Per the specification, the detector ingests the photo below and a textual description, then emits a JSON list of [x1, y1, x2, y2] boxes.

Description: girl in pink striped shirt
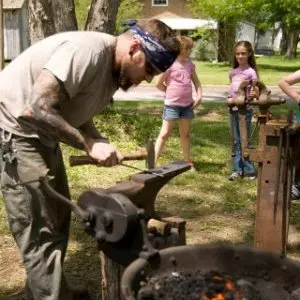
[[154, 36, 202, 169]]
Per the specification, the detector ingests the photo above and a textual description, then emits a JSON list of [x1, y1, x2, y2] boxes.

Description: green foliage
[[188, 0, 300, 33], [273, 0, 300, 29], [74, 0, 91, 30], [246, 0, 300, 36], [188, 0, 249, 22], [191, 28, 217, 61], [290, 202, 300, 230], [116, 0, 143, 33]]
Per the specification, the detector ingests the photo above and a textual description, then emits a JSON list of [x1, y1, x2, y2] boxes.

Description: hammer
[[69, 138, 159, 175]]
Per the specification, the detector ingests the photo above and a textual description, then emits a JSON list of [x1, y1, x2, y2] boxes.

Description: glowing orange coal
[[201, 274, 242, 300]]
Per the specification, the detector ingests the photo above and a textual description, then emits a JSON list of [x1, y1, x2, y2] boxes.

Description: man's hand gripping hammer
[[68, 139, 162, 177]]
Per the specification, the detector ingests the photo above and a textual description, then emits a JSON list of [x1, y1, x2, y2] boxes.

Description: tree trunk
[[271, 25, 281, 47], [28, 0, 78, 44], [28, 0, 56, 43], [285, 29, 299, 58], [85, 0, 120, 34], [100, 252, 123, 300], [51, 0, 78, 32], [280, 23, 288, 56], [217, 21, 236, 62]]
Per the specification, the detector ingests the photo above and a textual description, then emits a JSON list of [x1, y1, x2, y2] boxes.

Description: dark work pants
[[0, 130, 72, 300]]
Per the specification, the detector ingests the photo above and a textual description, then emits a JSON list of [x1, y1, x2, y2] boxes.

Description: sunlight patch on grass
[[0, 235, 25, 293], [186, 213, 254, 245], [0, 202, 10, 235], [199, 111, 223, 121], [66, 160, 146, 199]]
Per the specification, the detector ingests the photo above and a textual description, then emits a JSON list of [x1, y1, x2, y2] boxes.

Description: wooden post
[[101, 252, 123, 300], [0, 0, 4, 70], [248, 120, 291, 255], [160, 216, 187, 245]]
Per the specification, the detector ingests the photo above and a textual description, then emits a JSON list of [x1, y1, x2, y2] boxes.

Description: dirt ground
[[2, 218, 300, 300], [0, 225, 103, 300], [0, 208, 254, 299]]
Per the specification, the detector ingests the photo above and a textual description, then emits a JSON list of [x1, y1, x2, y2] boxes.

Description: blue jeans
[[230, 110, 255, 175]]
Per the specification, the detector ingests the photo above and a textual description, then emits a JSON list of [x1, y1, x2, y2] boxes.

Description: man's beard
[[118, 64, 135, 91]]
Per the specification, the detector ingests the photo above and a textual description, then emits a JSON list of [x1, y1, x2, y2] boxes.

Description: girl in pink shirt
[[155, 36, 202, 169], [228, 40, 258, 181]]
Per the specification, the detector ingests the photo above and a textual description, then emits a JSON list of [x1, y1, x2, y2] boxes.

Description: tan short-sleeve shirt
[[0, 31, 118, 142]]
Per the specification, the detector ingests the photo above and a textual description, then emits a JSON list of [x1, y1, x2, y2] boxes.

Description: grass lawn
[[193, 55, 300, 86], [147, 55, 300, 87], [1, 100, 300, 298], [195, 57, 300, 86]]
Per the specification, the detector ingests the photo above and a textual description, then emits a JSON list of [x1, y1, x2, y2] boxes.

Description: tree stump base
[[100, 216, 187, 300]]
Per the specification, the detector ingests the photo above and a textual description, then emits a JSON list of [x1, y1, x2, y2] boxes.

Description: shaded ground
[[2, 214, 300, 300], [0, 225, 102, 300]]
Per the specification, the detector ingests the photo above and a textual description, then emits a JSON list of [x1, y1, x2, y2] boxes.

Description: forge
[[122, 244, 300, 300]]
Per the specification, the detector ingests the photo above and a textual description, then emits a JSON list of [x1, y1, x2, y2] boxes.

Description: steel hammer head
[[146, 138, 155, 169]]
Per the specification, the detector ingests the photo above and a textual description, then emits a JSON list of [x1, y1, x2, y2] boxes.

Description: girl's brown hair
[[177, 35, 194, 54], [233, 40, 259, 78]]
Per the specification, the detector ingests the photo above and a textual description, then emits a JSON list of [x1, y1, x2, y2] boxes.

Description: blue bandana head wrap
[[130, 25, 177, 72]]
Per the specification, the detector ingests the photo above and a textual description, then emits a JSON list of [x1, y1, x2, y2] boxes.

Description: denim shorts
[[163, 105, 194, 120]]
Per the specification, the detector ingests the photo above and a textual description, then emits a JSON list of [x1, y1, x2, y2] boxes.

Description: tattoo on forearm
[[20, 70, 88, 151], [79, 119, 103, 139]]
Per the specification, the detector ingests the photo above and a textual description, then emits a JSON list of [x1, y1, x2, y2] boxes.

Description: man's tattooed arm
[[79, 119, 109, 143], [19, 69, 91, 152]]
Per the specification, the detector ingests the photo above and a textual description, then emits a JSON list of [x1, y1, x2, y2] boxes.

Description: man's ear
[[129, 38, 142, 56]]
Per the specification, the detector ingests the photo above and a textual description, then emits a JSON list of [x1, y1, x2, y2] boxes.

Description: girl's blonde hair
[[177, 35, 194, 54], [233, 40, 259, 78]]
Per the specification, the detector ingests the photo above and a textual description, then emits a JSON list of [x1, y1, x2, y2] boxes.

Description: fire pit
[[121, 244, 300, 300]]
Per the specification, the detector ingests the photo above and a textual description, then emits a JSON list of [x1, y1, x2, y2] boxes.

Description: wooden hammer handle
[[69, 148, 147, 167]]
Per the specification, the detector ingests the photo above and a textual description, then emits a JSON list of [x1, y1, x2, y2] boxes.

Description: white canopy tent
[[159, 18, 217, 31]]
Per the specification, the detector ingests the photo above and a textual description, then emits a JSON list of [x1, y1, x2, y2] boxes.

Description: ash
[[137, 270, 263, 300]]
